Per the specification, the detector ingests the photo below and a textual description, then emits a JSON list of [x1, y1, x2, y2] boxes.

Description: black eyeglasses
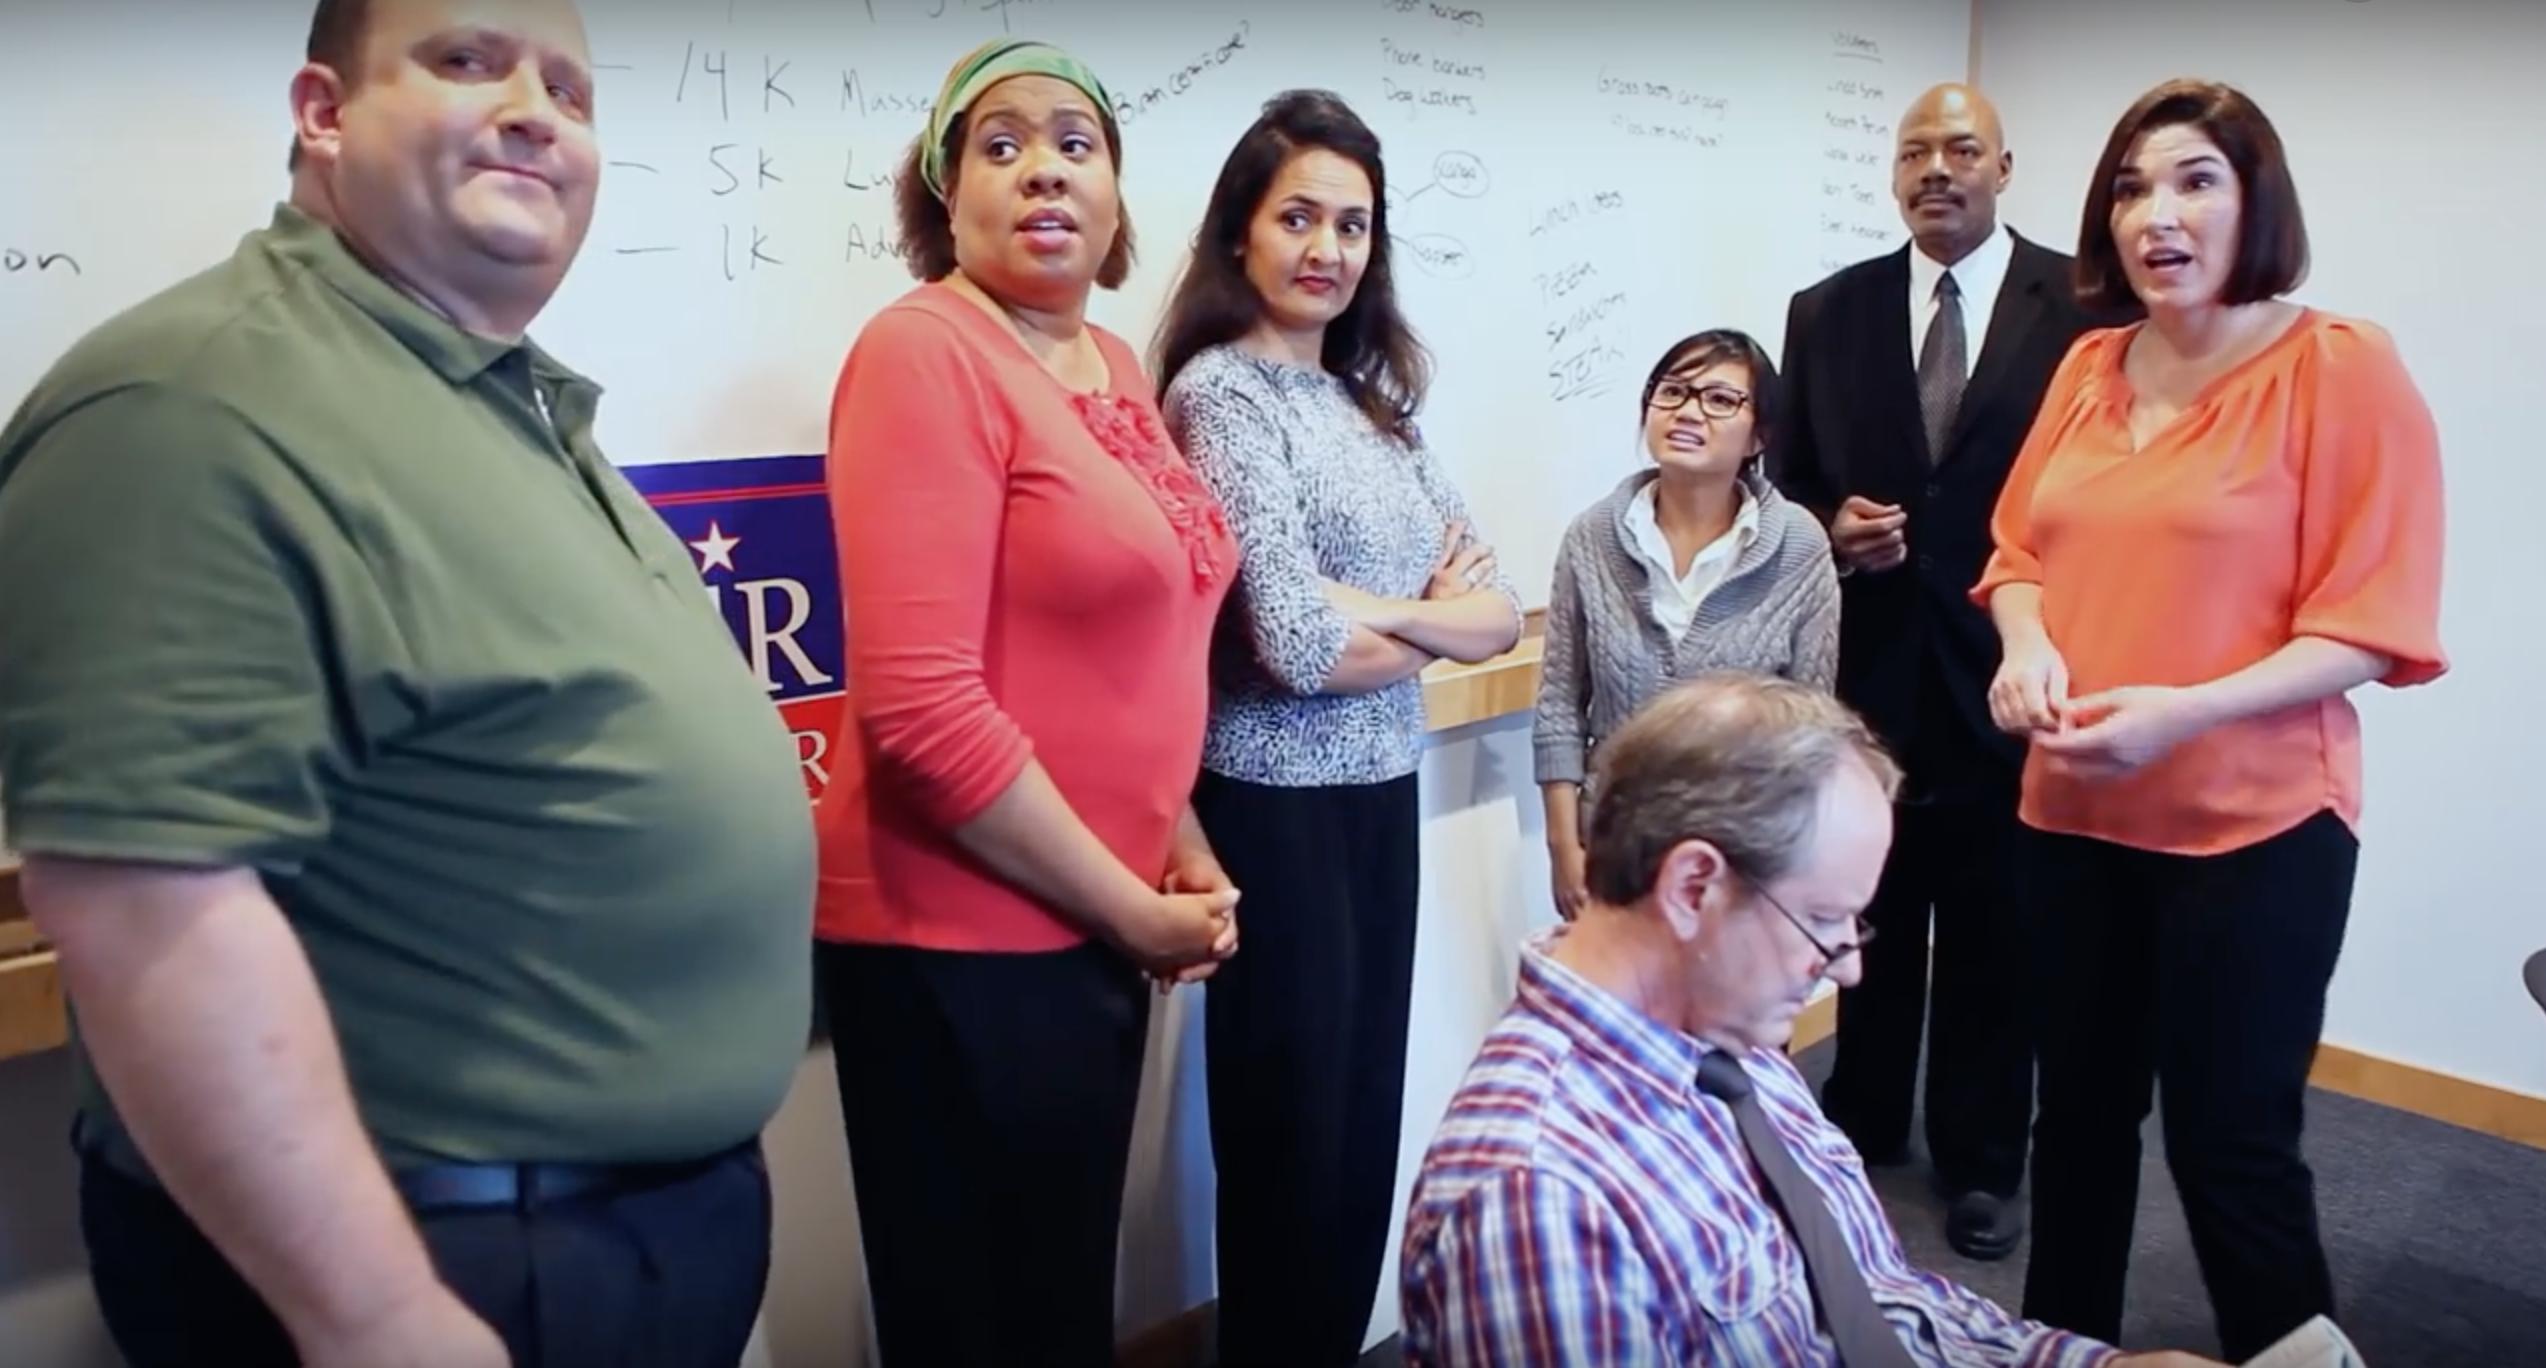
[[1646, 380, 1752, 420], [1747, 875, 1875, 966]]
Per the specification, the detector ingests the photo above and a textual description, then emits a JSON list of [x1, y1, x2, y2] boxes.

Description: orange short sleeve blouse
[[1974, 310, 2447, 855]]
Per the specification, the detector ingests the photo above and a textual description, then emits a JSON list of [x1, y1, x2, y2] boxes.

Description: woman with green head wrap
[[897, 36, 1138, 315], [814, 37, 1239, 1368]]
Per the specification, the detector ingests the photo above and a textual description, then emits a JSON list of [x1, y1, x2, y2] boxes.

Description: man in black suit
[[1774, 84, 2118, 1262]]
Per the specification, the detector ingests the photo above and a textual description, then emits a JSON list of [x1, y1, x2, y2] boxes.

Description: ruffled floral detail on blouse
[[1072, 390, 1231, 591]]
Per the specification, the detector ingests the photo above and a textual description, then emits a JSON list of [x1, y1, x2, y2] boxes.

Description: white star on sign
[[688, 520, 742, 574]]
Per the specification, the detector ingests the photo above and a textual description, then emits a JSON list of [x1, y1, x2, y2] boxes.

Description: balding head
[[1582, 674, 1900, 905], [1894, 83, 2013, 264], [1904, 84, 2006, 150], [1573, 674, 1901, 1054]]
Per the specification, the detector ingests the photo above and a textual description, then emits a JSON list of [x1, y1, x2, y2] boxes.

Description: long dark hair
[[1152, 90, 1431, 444]]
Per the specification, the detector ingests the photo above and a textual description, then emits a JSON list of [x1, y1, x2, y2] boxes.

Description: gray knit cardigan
[[1531, 468, 1840, 786]]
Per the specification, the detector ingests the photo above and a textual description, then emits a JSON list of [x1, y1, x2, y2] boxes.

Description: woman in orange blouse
[[1975, 80, 2444, 1360]]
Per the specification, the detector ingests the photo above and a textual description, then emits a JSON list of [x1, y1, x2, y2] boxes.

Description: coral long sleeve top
[[816, 284, 1235, 950], [1974, 310, 2447, 856]]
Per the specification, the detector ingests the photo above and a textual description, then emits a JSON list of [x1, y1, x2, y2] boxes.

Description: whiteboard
[[2, 0, 1966, 600]]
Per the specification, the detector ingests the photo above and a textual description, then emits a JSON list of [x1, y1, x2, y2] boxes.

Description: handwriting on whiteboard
[[1817, 26, 1899, 271], [1375, 0, 1487, 122], [593, 9, 1257, 281], [1533, 259, 1625, 403], [1382, 0, 1487, 28], [1113, 23, 1254, 127], [3, 246, 82, 278]]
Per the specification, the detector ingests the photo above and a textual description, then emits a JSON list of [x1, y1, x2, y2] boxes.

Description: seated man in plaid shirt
[[1399, 675, 2219, 1368]]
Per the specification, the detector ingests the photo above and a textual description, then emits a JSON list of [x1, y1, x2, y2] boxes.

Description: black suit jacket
[[1772, 231, 2121, 790]]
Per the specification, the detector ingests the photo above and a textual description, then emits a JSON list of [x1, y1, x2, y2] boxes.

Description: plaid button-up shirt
[[1400, 931, 2120, 1367]]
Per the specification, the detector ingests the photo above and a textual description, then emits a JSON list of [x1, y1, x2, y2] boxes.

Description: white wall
[[1976, 0, 2546, 1099]]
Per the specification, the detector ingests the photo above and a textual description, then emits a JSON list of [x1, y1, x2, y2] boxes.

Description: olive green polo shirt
[[0, 205, 814, 1168]]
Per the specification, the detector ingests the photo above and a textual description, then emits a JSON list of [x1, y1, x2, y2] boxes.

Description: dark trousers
[[2020, 810, 2355, 1361], [1194, 771, 1421, 1368], [1819, 781, 2035, 1197], [81, 1141, 771, 1368], [820, 937, 1149, 1368]]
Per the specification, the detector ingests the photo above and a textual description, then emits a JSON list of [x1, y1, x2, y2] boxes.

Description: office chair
[[2525, 949, 2546, 1017]]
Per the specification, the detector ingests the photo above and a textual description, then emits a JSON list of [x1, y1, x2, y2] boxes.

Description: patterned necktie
[[1695, 1051, 1918, 1368], [1917, 269, 1966, 466]]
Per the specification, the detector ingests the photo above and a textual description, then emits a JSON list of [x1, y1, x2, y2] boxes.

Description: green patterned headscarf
[[919, 39, 1118, 201]]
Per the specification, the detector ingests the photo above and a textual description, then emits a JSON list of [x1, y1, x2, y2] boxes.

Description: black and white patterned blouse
[[1162, 345, 1521, 787]]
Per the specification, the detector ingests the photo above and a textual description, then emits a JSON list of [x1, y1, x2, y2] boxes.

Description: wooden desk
[[0, 861, 65, 1061], [1420, 630, 1545, 734], [0, 632, 1554, 1063]]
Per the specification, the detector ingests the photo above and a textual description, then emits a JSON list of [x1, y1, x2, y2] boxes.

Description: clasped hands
[[1988, 636, 2214, 779], [1132, 846, 1240, 994]]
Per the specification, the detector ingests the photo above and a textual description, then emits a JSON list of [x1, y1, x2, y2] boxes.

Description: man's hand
[[1830, 495, 1908, 573], [26, 859, 489, 1368], [301, 1287, 510, 1368]]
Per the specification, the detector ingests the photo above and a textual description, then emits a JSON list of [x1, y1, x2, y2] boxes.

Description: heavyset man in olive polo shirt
[[0, 2, 813, 1365]]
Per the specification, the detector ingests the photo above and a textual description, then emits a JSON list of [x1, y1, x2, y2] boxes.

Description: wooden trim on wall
[[0, 864, 61, 1062], [1420, 611, 1546, 735], [0, 951, 65, 1061], [1420, 636, 1544, 734], [1792, 991, 1840, 1053], [2310, 1044, 2546, 1152], [1786, 993, 2546, 1154]]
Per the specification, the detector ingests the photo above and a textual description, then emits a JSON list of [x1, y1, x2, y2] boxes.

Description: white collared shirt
[[1908, 223, 2016, 377], [1624, 482, 1761, 641]]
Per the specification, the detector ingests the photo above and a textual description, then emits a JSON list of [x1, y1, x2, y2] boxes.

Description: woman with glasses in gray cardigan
[[1534, 329, 1841, 918]]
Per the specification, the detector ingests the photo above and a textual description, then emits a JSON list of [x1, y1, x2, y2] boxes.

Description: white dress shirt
[[1624, 482, 1762, 642], [1908, 223, 2016, 377]]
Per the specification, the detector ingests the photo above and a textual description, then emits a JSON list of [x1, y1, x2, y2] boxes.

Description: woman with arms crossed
[[1534, 330, 1839, 918], [1977, 80, 2445, 1361], [1154, 88, 1521, 1368], [818, 39, 1239, 1368]]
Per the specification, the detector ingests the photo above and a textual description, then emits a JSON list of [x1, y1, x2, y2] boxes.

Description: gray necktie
[[1695, 1051, 1917, 1368], [1917, 270, 1966, 466]]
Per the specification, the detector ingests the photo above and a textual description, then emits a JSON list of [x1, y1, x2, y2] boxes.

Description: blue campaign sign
[[624, 454, 845, 799]]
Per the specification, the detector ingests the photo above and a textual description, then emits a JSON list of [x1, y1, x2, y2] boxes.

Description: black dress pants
[[821, 937, 1149, 1368], [1819, 742, 2034, 1199], [82, 1140, 771, 1368], [1194, 770, 1421, 1368], [2020, 810, 2355, 1361]]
